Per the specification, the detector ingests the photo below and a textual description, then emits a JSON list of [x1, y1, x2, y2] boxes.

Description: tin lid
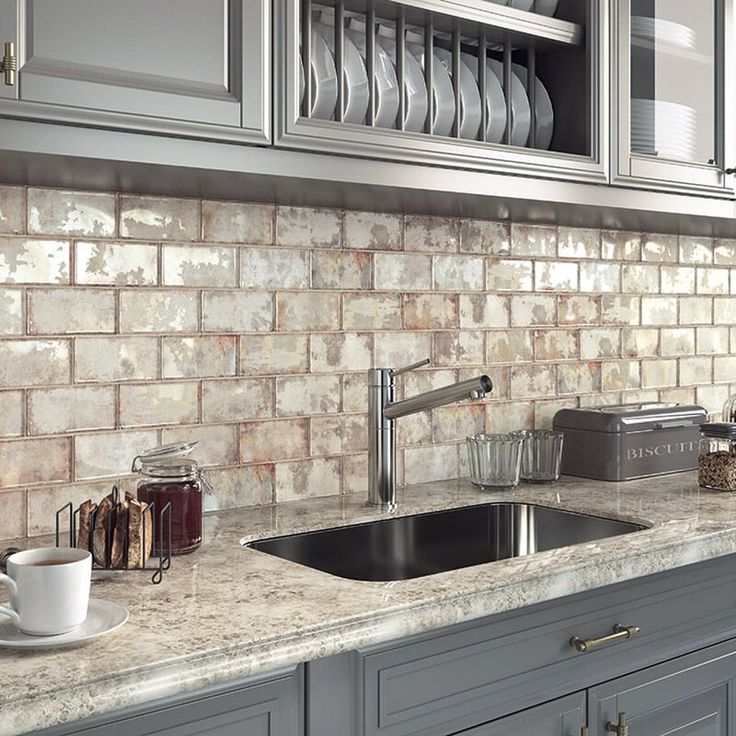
[[552, 403, 708, 434], [131, 441, 198, 473], [701, 422, 736, 440]]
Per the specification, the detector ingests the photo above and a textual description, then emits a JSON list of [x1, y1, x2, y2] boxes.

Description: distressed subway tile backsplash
[[0, 185, 735, 539]]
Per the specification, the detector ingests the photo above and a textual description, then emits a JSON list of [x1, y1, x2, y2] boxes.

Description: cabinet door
[[588, 640, 736, 736], [1, 0, 270, 141], [613, 0, 735, 196]]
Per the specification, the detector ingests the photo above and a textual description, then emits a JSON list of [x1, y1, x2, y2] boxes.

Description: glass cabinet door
[[616, 0, 734, 194]]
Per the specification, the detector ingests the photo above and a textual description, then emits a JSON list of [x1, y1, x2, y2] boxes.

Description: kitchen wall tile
[[202, 464, 274, 510], [241, 418, 309, 463], [641, 359, 677, 389], [620, 389, 660, 404], [202, 201, 274, 245], [374, 253, 431, 291], [276, 292, 340, 331], [623, 328, 659, 358], [486, 330, 534, 363], [433, 254, 484, 291], [486, 258, 533, 291], [601, 230, 641, 261], [558, 295, 600, 325], [696, 267, 730, 295], [120, 195, 199, 241], [312, 250, 371, 290], [534, 330, 579, 361], [342, 453, 368, 494], [511, 224, 556, 257], [433, 331, 485, 367], [659, 387, 696, 405], [511, 294, 556, 326], [458, 294, 509, 329], [401, 368, 456, 396], [275, 457, 341, 502], [163, 244, 236, 288], [310, 333, 373, 372], [404, 444, 458, 485], [679, 236, 713, 265], [601, 361, 640, 392], [641, 296, 677, 325], [0, 437, 70, 488], [557, 362, 601, 395], [0, 391, 23, 437], [240, 334, 308, 375], [486, 401, 534, 433], [404, 294, 459, 330], [397, 411, 432, 447], [119, 382, 199, 427], [679, 296, 712, 325], [163, 336, 237, 379], [511, 364, 556, 399], [580, 263, 620, 293], [28, 288, 115, 334], [276, 206, 341, 248], [660, 266, 695, 294], [275, 374, 340, 416], [660, 328, 696, 356], [0, 340, 70, 387], [714, 239, 736, 266], [696, 385, 733, 415], [75, 336, 158, 383], [120, 290, 199, 333], [679, 356, 712, 386], [534, 398, 578, 429], [601, 295, 639, 325], [696, 326, 731, 354], [241, 247, 308, 289], [311, 414, 367, 455], [161, 423, 238, 467], [535, 261, 578, 292], [642, 233, 678, 263], [622, 264, 660, 293], [0, 490, 25, 540], [714, 356, 736, 383], [202, 377, 273, 422], [75, 430, 158, 480], [76, 240, 157, 286], [714, 297, 736, 325], [0, 289, 22, 335], [432, 403, 485, 444], [374, 331, 432, 367], [202, 291, 273, 333], [28, 386, 115, 435], [558, 227, 600, 259], [0, 237, 69, 284], [28, 189, 115, 238], [343, 293, 401, 330], [0, 186, 25, 235], [459, 219, 510, 255], [405, 215, 458, 252], [344, 211, 402, 251]]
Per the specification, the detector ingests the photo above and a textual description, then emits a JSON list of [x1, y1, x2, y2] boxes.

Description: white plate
[[487, 57, 531, 147], [533, 0, 559, 16], [462, 52, 506, 143], [433, 47, 482, 140], [631, 16, 696, 50], [307, 29, 338, 120], [315, 25, 369, 125], [0, 598, 128, 649], [512, 62, 554, 150], [378, 37, 428, 133], [407, 43, 456, 137], [509, 0, 534, 10]]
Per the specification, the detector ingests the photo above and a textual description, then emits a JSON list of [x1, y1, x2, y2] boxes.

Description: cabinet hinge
[[1, 41, 17, 86]]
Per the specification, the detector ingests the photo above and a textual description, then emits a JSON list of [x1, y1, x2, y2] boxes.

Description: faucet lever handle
[[390, 358, 430, 377]]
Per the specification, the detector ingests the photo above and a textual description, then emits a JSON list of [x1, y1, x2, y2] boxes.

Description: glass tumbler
[[512, 429, 564, 483], [466, 434, 523, 490]]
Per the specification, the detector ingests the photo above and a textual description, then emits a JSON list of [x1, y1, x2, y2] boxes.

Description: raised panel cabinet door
[[588, 639, 736, 736]]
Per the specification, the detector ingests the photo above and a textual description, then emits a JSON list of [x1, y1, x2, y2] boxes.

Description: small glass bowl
[[511, 429, 564, 483], [466, 433, 523, 490]]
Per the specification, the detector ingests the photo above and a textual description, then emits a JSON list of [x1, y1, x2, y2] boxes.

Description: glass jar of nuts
[[699, 423, 736, 492]]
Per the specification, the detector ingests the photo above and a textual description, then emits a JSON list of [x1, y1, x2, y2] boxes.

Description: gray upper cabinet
[[612, 0, 735, 196], [0, 0, 271, 142]]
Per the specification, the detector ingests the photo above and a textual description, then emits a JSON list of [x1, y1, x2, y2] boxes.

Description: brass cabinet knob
[[606, 712, 630, 736], [570, 624, 640, 653]]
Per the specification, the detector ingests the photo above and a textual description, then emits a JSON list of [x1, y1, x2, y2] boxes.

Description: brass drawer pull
[[570, 624, 640, 653], [606, 712, 629, 736]]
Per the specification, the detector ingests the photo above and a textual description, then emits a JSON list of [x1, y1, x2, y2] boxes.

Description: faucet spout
[[384, 375, 493, 420]]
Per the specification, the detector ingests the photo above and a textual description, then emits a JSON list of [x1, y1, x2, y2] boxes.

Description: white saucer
[[0, 598, 128, 649]]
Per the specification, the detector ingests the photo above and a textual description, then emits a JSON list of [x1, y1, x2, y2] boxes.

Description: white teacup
[[0, 547, 92, 635]]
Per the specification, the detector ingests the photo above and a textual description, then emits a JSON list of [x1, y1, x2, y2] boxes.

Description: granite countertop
[[4, 472, 736, 735]]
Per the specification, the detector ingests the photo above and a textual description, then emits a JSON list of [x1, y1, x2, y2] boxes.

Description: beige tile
[[433, 331, 485, 367], [241, 247, 309, 289], [696, 267, 730, 295], [622, 264, 660, 293], [486, 401, 534, 433], [557, 362, 601, 395], [275, 457, 341, 501], [403, 294, 458, 330], [580, 328, 620, 359], [404, 444, 458, 485], [679, 357, 712, 387], [601, 295, 639, 325], [310, 333, 372, 372], [405, 215, 459, 253], [696, 385, 733, 416], [161, 424, 238, 466], [374, 253, 431, 291], [120, 290, 199, 333], [601, 230, 641, 261], [623, 328, 659, 358], [660, 328, 695, 356], [534, 398, 578, 429], [510, 224, 556, 257], [402, 368, 458, 397], [459, 294, 509, 329], [0, 186, 25, 235], [0, 237, 70, 284], [558, 295, 600, 326], [397, 411, 432, 447], [642, 233, 678, 263], [486, 330, 534, 363], [275, 374, 340, 416], [76, 240, 157, 286], [75, 430, 157, 480], [120, 195, 199, 241], [579, 392, 623, 408], [0, 289, 22, 335], [342, 453, 368, 494], [240, 419, 309, 463], [374, 331, 432, 367], [714, 239, 736, 266], [679, 296, 712, 325], [202, 377, 272, 422], [28, 189, 115, 237], [510, 294, 556, 326], [660, 266, 695, 294], [276, 292, 340, 331], [620, 389, 660, 404], [534, 261, 578, 292], [0, 391, 23, 437], [557, 227, 600, 259], [75, 336, 158, 382], [28, 386, 115, 435], [459, 219, 510, 255], [202, 201, 274, 245], [120, 382, 199, 427], [163, 244, 236, 287], [310, 414, 367, 455], [163, 336, 237, 378], [0, 490, 25, 539], [486, 259, 533, 291], [240, 334, 308, 375], [343, 293, 401, 330], [641, 296, 677, 326], [276, 205, 341, 248], [202, 465, 274, 511], [28, 288, 115, 334], [580, 263, 620, 293], [202, 290, 273, 332], [344, 211, 402, 251], [714, 356, 736, 383], [510, 364, 556, 398], [341, 372, 369, 413], [0, 437, 71, 488], [432, 403, 486, 443], [714, 297, 736, 325], [312, 251, 371, 290], [659, 387, 695, 405], [0, 339, 70, 387], [696, 326, 730, 354], [679, 236, 713, 265], [433, 254, 484, 291], [641, 360, 677, 389], [601, 361, 640, 392], [534, 330, 579, 361]]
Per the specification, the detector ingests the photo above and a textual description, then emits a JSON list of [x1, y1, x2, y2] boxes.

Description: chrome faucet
[[368, 358, 493, 509]]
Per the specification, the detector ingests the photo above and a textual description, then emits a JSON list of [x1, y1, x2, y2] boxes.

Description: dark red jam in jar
[[132, 443, 205, 555]]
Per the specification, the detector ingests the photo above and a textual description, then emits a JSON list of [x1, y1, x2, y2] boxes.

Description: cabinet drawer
[[361, 555, 736, 736]]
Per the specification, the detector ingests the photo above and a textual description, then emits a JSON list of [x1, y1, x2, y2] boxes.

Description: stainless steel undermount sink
[[246, 503, 648, 582]]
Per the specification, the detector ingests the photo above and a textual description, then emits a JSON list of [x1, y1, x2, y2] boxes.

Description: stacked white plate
[[631, 98, 696, 160], [631, 16, 696, 50], [487, 0, 559, 15]]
